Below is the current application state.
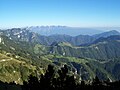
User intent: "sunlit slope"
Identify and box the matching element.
[0,53,39,84]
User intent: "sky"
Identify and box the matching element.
[0,0,120,28]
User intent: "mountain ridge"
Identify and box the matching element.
[0,28,120,46]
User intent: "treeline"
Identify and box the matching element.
[0,65,120,90]
[22,65,120,90]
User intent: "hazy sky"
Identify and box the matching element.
[0,0,120,28]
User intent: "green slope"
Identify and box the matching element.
[0,53,39,84]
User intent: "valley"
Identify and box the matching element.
[0,28,120,85]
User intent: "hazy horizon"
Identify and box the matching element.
[1,26,120,32]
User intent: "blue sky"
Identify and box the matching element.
[0,0,120,28]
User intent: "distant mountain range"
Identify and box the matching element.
[27,26,104,36]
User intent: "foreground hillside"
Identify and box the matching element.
[0,53,37,84]
[0,64,120,90]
